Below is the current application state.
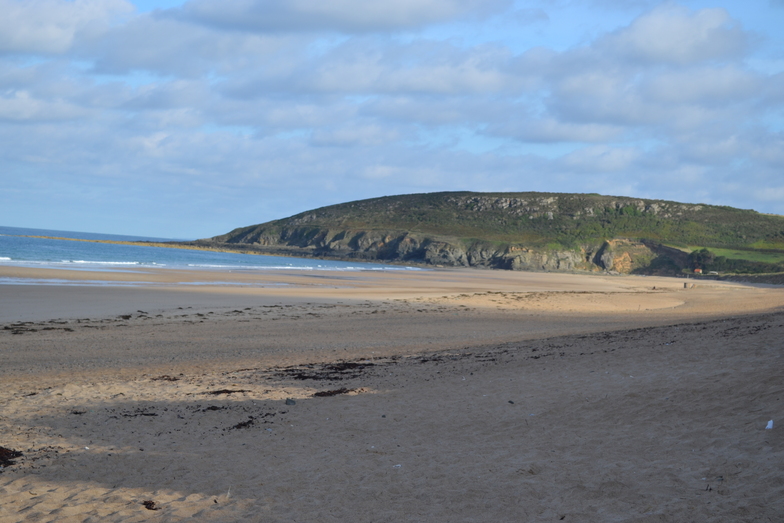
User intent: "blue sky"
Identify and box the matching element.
[1,0,783,238]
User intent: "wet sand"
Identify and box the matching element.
[1,266,783,521]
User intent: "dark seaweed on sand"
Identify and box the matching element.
[206,389,251,395]
[313,388,355,397]
[0,446,23,468]
[151,375,180,381]
[277,361,376,381]
[142,500,160,510]
[231,418,256,430]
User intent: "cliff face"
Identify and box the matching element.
[198,227,666,273]
[199,191,784,274]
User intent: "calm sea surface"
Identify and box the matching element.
[0,225,420,282]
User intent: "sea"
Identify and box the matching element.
[0,225,421,285]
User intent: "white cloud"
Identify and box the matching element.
[0,89,89,122]
[522,7,768,136]
[365,96,509,127]
[176,0,510,33]
[216,39,521,98]
[546,70,755,132]
[0,0,132,55]
[489,118,622,143]
[749,132,784,167]
[599,4,748,65]
[643,66,761,104]
[2,1,784,236]
[85,14,298,77]
[561,145,640,172]
[310,124,400,147]
[760,71,784,106]
[755,186,784,205]
[508,8,549,25]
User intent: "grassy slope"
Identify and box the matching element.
[683,246,784,264]
[215,192,784,254]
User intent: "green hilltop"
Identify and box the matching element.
[198,191,784,276]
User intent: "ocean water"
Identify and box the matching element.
[0,225,420,277]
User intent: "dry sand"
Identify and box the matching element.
[0,266,783,522]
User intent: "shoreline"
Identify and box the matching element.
[6,234,400,264]
[2,264,783,378]
[9,233,784,281]
[2,264,783,324]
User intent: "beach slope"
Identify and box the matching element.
[1,267,782,522]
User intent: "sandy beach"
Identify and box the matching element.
[1,265,783,522]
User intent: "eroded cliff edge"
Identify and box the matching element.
[190,192,784,274]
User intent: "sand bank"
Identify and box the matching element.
[1,266,782,521]
[2,264,781,323]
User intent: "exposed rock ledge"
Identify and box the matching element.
[191,229,677,274]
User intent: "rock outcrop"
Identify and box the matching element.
[193,191,784,274]
[195,228,667,274]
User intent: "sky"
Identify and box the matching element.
[1,0,783,238]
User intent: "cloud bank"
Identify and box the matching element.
[0,0,782,237]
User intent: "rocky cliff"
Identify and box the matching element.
[194,191,784,274]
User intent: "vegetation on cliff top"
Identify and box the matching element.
[212,191,784,252]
